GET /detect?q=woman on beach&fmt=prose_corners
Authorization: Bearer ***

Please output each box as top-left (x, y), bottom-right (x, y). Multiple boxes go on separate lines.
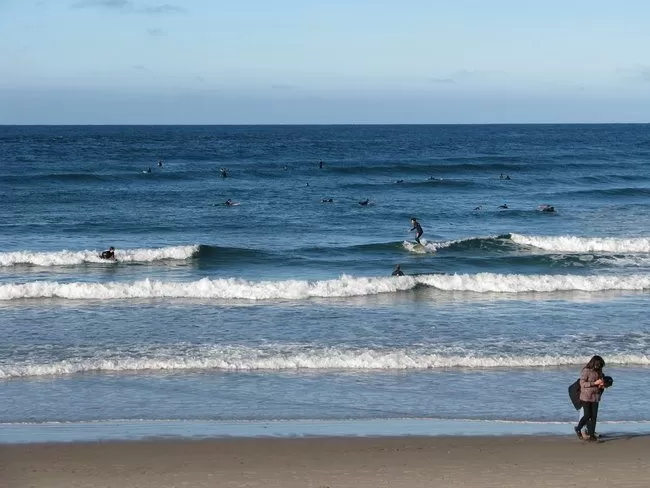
top-left (575, 355), bottom-right (606, 442)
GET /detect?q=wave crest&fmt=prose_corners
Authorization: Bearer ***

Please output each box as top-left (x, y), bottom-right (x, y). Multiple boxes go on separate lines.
top-left (0, 245), bottom-right (199, 267)
top-left (2, 272), bottom-right (650, 301)
top-left (2, 346), bottom-right (649, 378)
top-left (510, 234), bottom-right (650, 253)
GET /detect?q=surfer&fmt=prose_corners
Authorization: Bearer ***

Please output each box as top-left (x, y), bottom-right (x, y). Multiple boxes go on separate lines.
top-left (392, 264), bottom-right (405, 276)
top-left (498, 203), bottom-right (508, 209)
top-left (220, 168), bottom-right (228, 178)
top-left (224, 199), bottom-right (234, 206)
top-left (575, 355), bottom-right (608, 442)
top-left (157, 160), bottom-right (163, 167)
top-left (410, 218), bottom-right (423, 244)
top-left (100, 246), bottom-right (116, 260)
top-left (473, 206), bottom-right (482, 211)
top-left (538, 204), bottom-right (555, 213)
top-left (321, 198), bottom-right (333, 203)
top-left (359, 199), bottom-right (370, 206)
top-left (319, 160), bottom-right (323, 169)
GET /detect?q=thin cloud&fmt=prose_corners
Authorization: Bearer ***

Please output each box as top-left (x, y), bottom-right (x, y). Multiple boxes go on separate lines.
top-left (616, 66), bottom-right (650, 83)
top-left (428, 69), bottom-right (510, 85)
top-left (72, 0), bottom-right (133, 9)
top-left (147, 28), bottom-right (167, 36)
top-left (427, 77), bottom-right (456, 84)
top-left (71, 0), bottom-right (185, 14)
top-left (141, 4), bottom-right (184, 14)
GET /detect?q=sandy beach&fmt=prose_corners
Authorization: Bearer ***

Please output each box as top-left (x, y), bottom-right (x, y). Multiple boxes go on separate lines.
top-left (2, 435), bottom-right (650, 488)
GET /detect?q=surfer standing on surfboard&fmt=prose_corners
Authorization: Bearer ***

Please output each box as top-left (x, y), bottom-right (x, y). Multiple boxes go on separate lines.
top-left (410, 218), bottom-right (423, 244)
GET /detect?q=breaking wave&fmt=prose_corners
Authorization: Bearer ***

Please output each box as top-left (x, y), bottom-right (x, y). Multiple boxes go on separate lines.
top-left (509, 233), bottom-right (650, 253)
top-left (0, 245), bottom-right (200, 267)
top-left (2, 345), bottom-right (649, 378)
top-left (2, 272), bottom-right (650, 301)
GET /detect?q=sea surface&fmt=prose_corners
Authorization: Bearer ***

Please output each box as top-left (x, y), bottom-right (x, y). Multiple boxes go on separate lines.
top-left (2, 124), bottom-right (650, 442)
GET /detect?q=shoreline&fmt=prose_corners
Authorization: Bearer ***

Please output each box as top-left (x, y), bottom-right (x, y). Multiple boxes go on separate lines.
top-left (3, 435), bottom-right (650, 488)
top-left (4, 417), bottom-right (650, 445)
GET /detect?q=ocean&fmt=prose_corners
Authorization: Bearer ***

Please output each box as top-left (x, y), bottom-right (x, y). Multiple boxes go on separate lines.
top-left (2, 124), bottom-right (650, 442)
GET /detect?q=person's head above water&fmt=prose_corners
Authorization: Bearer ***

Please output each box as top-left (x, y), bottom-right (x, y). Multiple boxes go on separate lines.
top-left (109, 246), bottom-right (114, 251)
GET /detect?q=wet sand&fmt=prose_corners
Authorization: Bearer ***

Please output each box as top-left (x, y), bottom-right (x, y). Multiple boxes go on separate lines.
top-left (2, 435), bottom-right (650, 488)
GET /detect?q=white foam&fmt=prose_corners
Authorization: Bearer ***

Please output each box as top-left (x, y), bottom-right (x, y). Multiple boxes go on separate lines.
top-left (2, 346), bottom-right (649, 378)
top-left (1, 272), bottom-right (650, 301)
top-left (402, 239), bottom-right (438, 253)
top-left (416, 272), bottom-right (650, 293)
top-left (0, 245), bottom-right (199, 267)
top-left (510, 233), bottom-right (650, 253)
top-left (0, 275), bottom-right (417, 300)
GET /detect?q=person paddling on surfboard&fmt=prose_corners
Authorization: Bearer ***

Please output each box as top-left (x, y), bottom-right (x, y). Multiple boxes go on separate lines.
top-left (410, 218), bottom-right (423, 244)
top-left (100, 246), bottom-right (115, 260)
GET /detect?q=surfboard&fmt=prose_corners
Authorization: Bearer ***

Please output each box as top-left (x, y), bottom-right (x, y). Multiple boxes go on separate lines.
top-left (568, 379), bottom-right (581, 410)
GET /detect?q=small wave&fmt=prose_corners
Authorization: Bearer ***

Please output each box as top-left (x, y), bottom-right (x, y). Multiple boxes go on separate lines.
top-left (2, 272), bottom-right (650, 301)
top-left (509, 233), bottom-right (650, 253)
top-left (0, 245), bottom-right (199, 267)
top-left (2, 346), bottom-right (649, 378)
top-left (565, 187), bottom-right (650, 198)
top-left (403, 235), bottom-right (511, 254)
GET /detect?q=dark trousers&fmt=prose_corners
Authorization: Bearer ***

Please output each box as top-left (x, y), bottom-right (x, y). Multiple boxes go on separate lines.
top-left (577, 401), bottom-right (599, 437)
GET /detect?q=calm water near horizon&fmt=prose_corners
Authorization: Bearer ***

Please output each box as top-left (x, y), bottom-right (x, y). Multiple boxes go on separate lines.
top-left (2, 124), bottom-right (650, 441)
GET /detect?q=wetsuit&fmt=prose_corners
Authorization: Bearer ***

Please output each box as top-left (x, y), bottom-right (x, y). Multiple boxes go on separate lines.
top-left (100, 250), bottom-right (115, 260)
top-left (411, 221), bottom-right (423, 244)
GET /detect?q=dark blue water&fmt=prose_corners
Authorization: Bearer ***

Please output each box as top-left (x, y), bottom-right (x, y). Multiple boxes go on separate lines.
top-left (2, 125), bottom-right (650, 435)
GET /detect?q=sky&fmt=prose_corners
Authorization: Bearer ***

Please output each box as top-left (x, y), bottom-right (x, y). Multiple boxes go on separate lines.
top-left (1, 0), bottom-right (649, 124)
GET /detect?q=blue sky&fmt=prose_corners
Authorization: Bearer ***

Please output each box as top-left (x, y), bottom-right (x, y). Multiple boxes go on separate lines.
top-left (1, 0), bottom-right (649, 123)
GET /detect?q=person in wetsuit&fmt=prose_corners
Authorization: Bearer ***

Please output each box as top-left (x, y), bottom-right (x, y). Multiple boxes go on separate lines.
top-left (100, 246), bottom-right (115, 260)
top-left (410, 218), bottom-right (423, 244)
top-left (392, 264), bottom-right (405, 276)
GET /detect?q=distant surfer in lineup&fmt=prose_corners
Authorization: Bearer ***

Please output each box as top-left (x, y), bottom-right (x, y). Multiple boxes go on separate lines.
top-left (224, 199), bottom-right (234, 206)
top-left (100, 246), bottom-right (115, 260)
top-left (538, 204), bottom-right (555, 213)
top-left (321, 198), bottom-right (333, 203)
top-left (410, 218), bottom-right (423, 244)
top-left (359, 199), bottom-right (370, 206)
top-left (157, 160), bottom-right (163, 167)
top-left (319, 160), bottom-right (323, 169)
top-left (392, 264), bottom-right (405, 276)
top-left (498, 203), bottom-right (508, 209)
top-left (220, 168), bottom-right (228, 178)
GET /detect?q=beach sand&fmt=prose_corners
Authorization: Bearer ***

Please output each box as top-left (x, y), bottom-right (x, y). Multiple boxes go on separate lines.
top-left (2, 435), bottom-right (650, 488)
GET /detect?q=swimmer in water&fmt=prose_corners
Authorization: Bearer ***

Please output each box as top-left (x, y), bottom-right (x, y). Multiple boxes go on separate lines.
top-left (100, 246), bottom-right (116, 260)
